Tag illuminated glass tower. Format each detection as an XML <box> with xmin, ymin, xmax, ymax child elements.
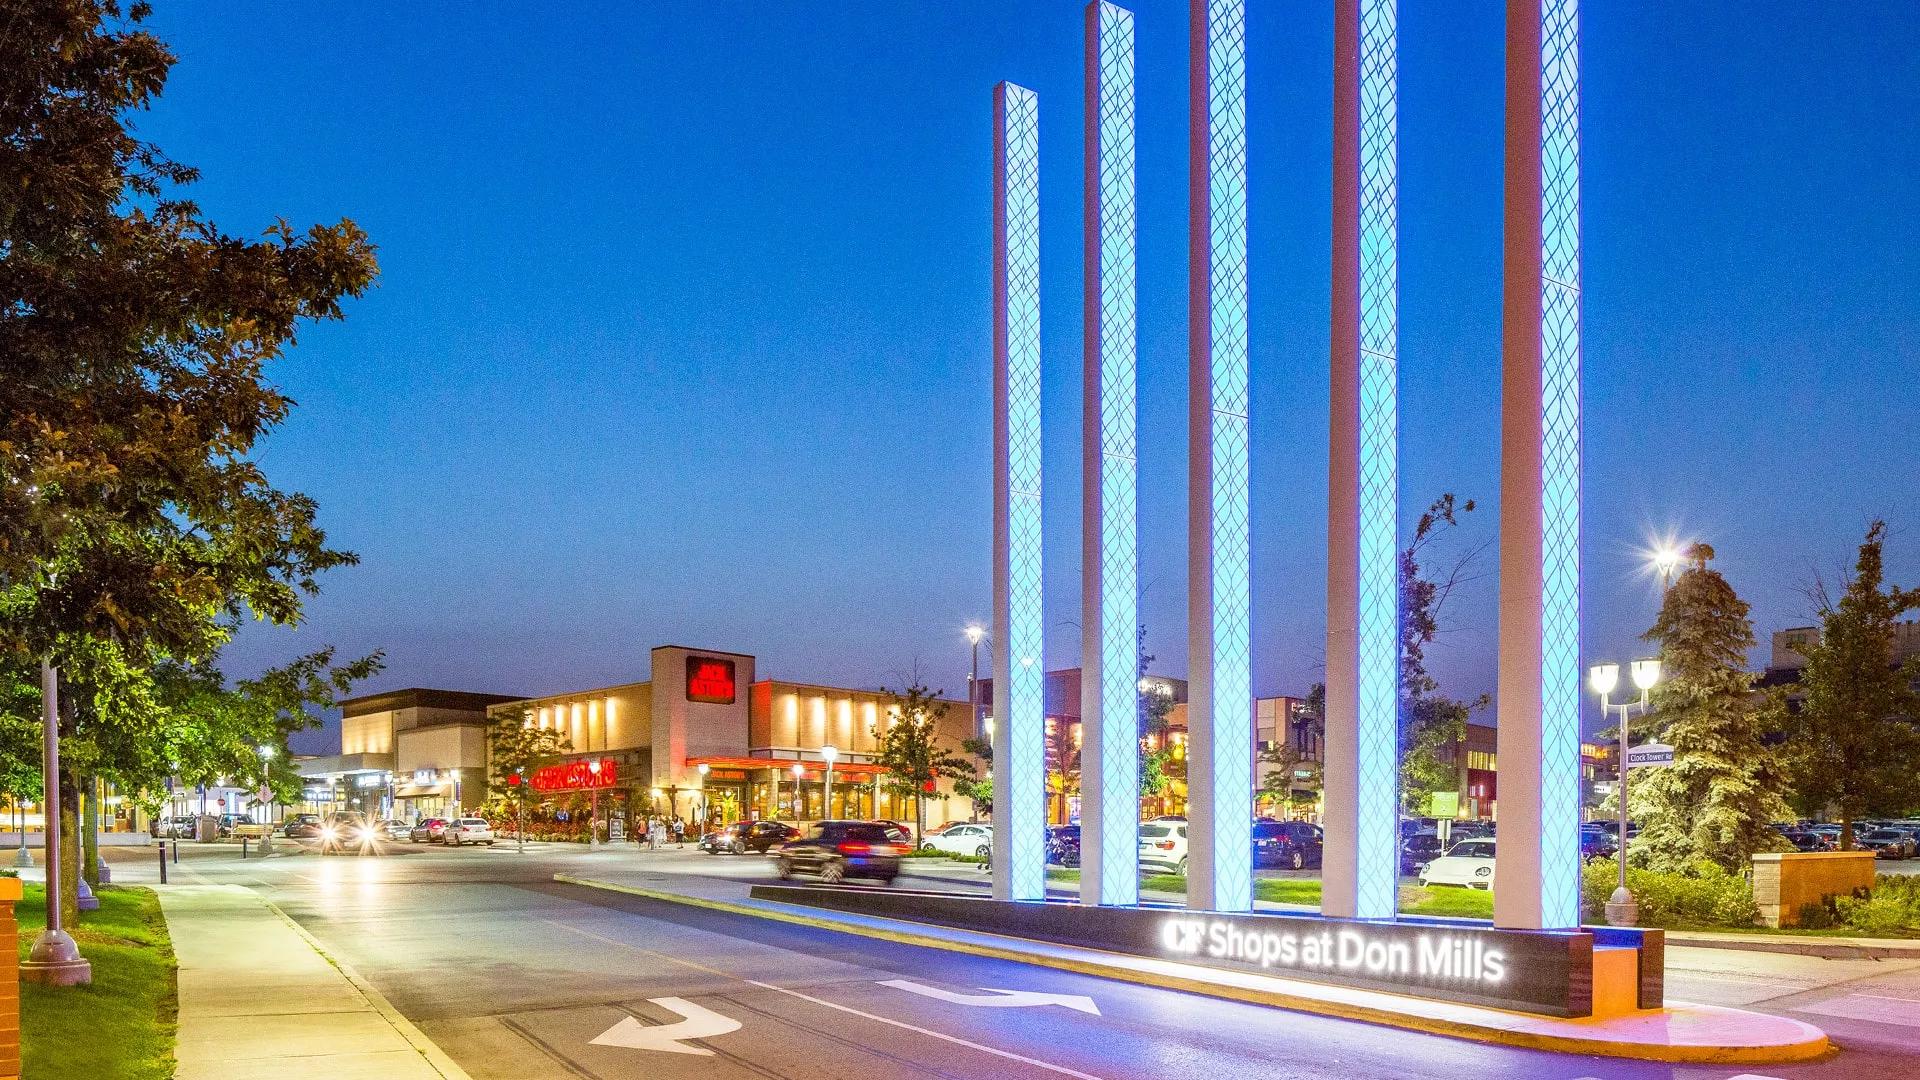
<box><xmin>1080</xmin><ymin>1</ymin><xmax>1140</xmax><ymax>909</ymax></box>
<box><xmin>1186</xmin><ymin>0</ymin><xmax>1252</xmax><ymax>914</ymax></box>
<box><xmin>1495</xmin><ymin>0</ymin><xmax>1582</xmax><ymax>931</ymax></box>
<box><xmin>1324</xmin><ymin>0</ymin><xmax>1400</xmax><ymax>922</ymax></box>
<box><xmin>991</xmin><ymin>81</ymin><xmax>1047</xmax><ymax>903</ymax></box>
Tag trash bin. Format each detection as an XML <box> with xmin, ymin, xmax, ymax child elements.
<box><xmin>195</xmin><ymin>815</ymin><xmax>220</xmax><ymax>842</ymax></box>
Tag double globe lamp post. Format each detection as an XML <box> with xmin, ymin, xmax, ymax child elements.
<box><xmin>1589</xmin><ymin>657</ymin><xmax>1662</xmax><ymax>926</ymax></box>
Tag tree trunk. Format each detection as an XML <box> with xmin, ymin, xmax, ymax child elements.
<box><xmin>82</xmin><ymin>776</ymin><xmax>100</xmax><ymax>886</ymax></box>
<box><xmin>58</xmin><ymin>764</ymin><xmax>80</xmax><ymax>928</ymax></box>
<box><xmin>1840</xmin><ymin>811</ymin><xmax>1853</xmax><ymax>852</ymax></box>
<box><xmin>914</xmin><ymin>793</ymin><xmax>925</xmax><ymax>844</ymax></box>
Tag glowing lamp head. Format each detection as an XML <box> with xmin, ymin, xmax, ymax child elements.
<box><xmin>821</xmin><ymin>745</ymin><xmax>838</xmax><ymax>765</ymax></box>
<box><xmin>1630</xmin><ymin>658</ymin><xmax>1662</xmax><ymax>692</ymax></box>
<box><xmin>696</xmin><ymin>763</ymin><xmax>710</xmax><ymax>777</ymax></box>
<box><xmin>587</xmin><ymin>759</ymin><xmax>602</xmax><ymax>776</ymax></box>
<box><xmin>965</xmin><ymin>625</ymin><xmax>985</xmax><ymax>645</ymax></box>
<box><xmin>1587</xmin><ymin>663</ymin><xmax>1620</xmax><ymax>696</ymax></box>
<box><xmin>791</xmin><ymin>763</ymin><xmax>803</xmax><ymax>778</ymax></box>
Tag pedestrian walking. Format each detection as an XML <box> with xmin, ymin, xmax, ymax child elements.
<box><xmin>672</xmin><ymin>817</ymin><xmax>685</xmax><ymax>847</ymax></box>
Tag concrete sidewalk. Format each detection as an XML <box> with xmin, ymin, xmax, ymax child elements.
<box><xmin>157</xmin><ymin>884</ymin><xmax>469</xmax><ymax>1080</ymax></box>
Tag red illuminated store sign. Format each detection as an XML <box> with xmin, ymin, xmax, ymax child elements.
<box><xmin>530</xmin><ymin>758</ymin><xmax>619</xmax><ymax>793</ymax></box>
<box><xmin>686</xmin><ymin>656</ymin><xmax>737</xmax><ymax>704</ymax></box>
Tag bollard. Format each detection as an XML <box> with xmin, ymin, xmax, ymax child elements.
<box><xmin>158</xmin><ymin>843</ymin><xmax>167</xmax><ymax>884</ymax></box>
<box><xmin>172</xmin><ymin>838</ymin><xmax>179</xmax><ymax>864</ymax></box>
<box><xmin>241</xmin><ymin>837</ymin><xmax>249</xmax><ymax>859</ymax></box>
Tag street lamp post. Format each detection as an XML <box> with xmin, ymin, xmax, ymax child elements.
<box><xmin>515</xmin><ymin>767</ymin><xmax>527</xmax><ymax>855</ymax></box>
<box><xmin>587</xmin><ymin>759</ymin><xmax>602</xmax><ymax>849</ymax></box>
<box><xmin>696</xmin><ymin>762</ymin><xmax>710</xmax><ymax>829</ymax></box>
<box><xmin>790</xmin><ymin>762</ymin><xmax>804</xmax><ymax>819</ymax></box>
<box><xmin>821</xmin><ymin>745</ymin><xmax>838</xmax><ymax>821</ymax></box>
<box><xmin>22</xmin><ymin>662</ymin><xmax>90</xmax><ymax>986</ymax></box>
<box><xmin>256</xmin><ymin>745</ymin><xmax>276</xmax><ymax>858</ymax></box>
<box><xmin>966</xmin><ymin>626</ymin><xmax>987</xmax><ymax>740</ymax></box>
<box><xmin>1589</xmin><ymin>658</ymin><xmax>1662</xmax><ymax>926</ymax></box>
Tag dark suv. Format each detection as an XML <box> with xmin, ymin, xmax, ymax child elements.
<box><xmin>1252</xmin><ymin>820</ymin><xmax>1322</xmax><ymax>870</ymax></box>
<box><xmin>775</xmin><ymin>821</ymin><xmax>903</xmax><ymax>884</ymax></box>
<box><xmin>701</xmin><ymin>820</ymin><xmax>799</xmax><ymax>855</ymax></box>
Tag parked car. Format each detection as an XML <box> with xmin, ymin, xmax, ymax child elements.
<box><xmin>410</xmin><ymin>818</ymin><xmax>449</xmax><ymax>844</ymax></box>
<box><xmin>1860</xmin><ymin>829</ymin><xmax>1917</xmax><ymax>860</ymax></box>
<box><xmin>216</xmin><ymin>813</ymin><xmax>250</xmax><ymax>837</ymax></box>
<box><xmin>318</xmin><ymin>812</ymin><xmax>375</xmax><ymax>854</ymax></box>
<box><xmin>1252</xmin><ymin>820</ymin><xmax>1322</xmax><ymax>871</ymax></box>
<box><xmin>444</xmin><ymin>817</ymin><xmax>495</xmax><ymax>846</ymax></box>
<box><xmin>280</xmin><ymin>813</ymin><xmax>322</xmax><ymax>839</ymax></box>
<box><xmin>775</xmin><ymin>820</ymin><xmax>903</xmax><ymax>884</ymax></box>
<box><xmin>920</xmin><ymin>822</ymin><xmax>993</xmax><ymax>858</ymax></box>
<box><xmin>1046</xmin><ymin>825</ymin><xmax>1081</xmax><ymax>867</ymax></box>
<box><xmin>700</xmin><ymin>820</ymin><xmax>800</xmax><ymax>855</ymax></box>
<box><xmin>1419</xmin><ymin>837</ymin><xmax>1497</xmax><ymax>889</ymax></box>
<box><xmin>1579</xmin><ymin>825</ymin><xmax>1617</xmax><ymax>862</ymax></box>
<box><xmin>1780</xmin><ymin>829</ymin><xmax>1834</xmax><ymax>853</ymax></box>
<box><xmin>379</xmin><ymin>819</ymin><xmax>413</xmax><ymax>841</ymax></box>
<box><xmin>1138</xmin><ymin>821</ymin><xmax>1189</xmax><ymax>874</ymax></box>
<box><xmin>1400</xmin><ymin>833</ymin><xmax>1444</xmax><ymax>875</ymax></box>
<box><xmin>230</xmin><ymin>819</ymin><xmax>272</xmax><ymax>840</ymax></box>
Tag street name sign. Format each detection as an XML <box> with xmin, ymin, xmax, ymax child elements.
<box><xmin>1626</xmin><ymin>742</ymin><xmax>1675</xmax><ymax>769</ymax></box>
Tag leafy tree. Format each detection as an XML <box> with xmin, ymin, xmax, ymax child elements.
<box><xmin>1785</xmin><ymin>522</ymin><xmax>1920</xmax><ymax>848</ymax></box>
<box><xmin>1399</xmin><ymin>496</ymin><xmax>1489</xmax><ymax>815</ymax></box>
<box><xmin>954</xmin><ymin>735</ymin><xmax>990</xmax><ymax>819</ymax></box>
<box><xmin>486</xmin><ymin>704</ymin><xmax>572</xmax><ymax>800</ymax></box>
<box><xmin>1045</xmin><ymin>715</ymin><xmax>1080</xmax><ymax>824</ymax></box>
<box><xmin>873</xmin><ymin>684</ymin><xmax>971</xmax><ymax>841</ymax></box>
<box><xmin>0</xmin><ymin>0</ymin><xmax>377</xmax><ymax>921</ymax></box>
<box><xmin>1632</xmin><ymin>544</ymin><xmax>1794</xmax><ymax>872</ymax></box>
<box><xmin>1137</xmin><ymin>626</ymin><xmax>1179</xmax><ymax>810</ymax></box>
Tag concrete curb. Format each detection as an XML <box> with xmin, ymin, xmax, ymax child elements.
<box><xmin>553</xmin><ymin>873</ymin><xmax>1832</xmax><ymax>1066</ymax></box>
<box><xmin>261</xmin><ymin>899</ymin><xmax>475</xmax><ymax>1080</ymax></box>
<box><xmin>1666</xmin><ymin>933</ymin><xmax>1920</xmax><ymax>960</ymax></box>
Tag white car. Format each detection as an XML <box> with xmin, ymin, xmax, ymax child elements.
<box><xmin>443</xmin><ymin>818</ymin><xmax>495</xmax><ymax>847</ymax></box>
<box><xmin>1138</xmin><ymin>822</ymin><xmax>1189</xmax><ymax>874</ymax></box>
<box><xmin>1419</xmin><ymin>837</ymin><xmax>1496</xmax><ymax>889</ymax></box>
<box><xmin>920</xmin><ymin>822</ymin><xmax>993</xmax><ymax>858</ymax></box>
<box><xmin>379</xmin><ymin>819</ymin><xmax>412</xmax><ymax>841</ymax></box>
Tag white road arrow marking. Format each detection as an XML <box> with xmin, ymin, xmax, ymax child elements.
<box><xmin>880</xmin><ymin>979</ymin><xmax>1101</xmax><ymax>1015</ymax></box>
<box><xmin>590</xmin><ymin>997</ymin><xmax>741</xmax><ymax>1056</ymax></box>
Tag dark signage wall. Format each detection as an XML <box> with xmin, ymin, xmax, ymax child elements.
<box><xmin>686</xmin><ymin>656</ymin><xmax>737</xmax><ymax>704</ymax></box>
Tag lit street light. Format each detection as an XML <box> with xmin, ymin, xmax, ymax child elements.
<box><xmin>1591</xmin><ymin>657</ymin><xmax>1662</xmax><ymax>926</ymax></box>
<box><xmin>1651</xmin><ymin>545</ymin><xmax>1684</xmax><ymax>591</ymax></box>
<box><xmin>587</xmin><ymin>759</ymin><xmax>602</xmax><ymax>849</ymax></box>
<box><xmin>965</xmin><ymin>625</ymin><xmax>988</xmax><ymax>740</ymax></box>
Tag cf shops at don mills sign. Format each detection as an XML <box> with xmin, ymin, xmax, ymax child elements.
<box><xmin>1160</xmin><ymin>915</ymin><xmax>1507</xmax><ymax>985</ymax></box>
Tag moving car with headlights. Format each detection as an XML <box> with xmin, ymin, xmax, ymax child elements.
<box><xmin>1418</xmin><ymin>837</ymin><xmax>1496</xmax><ymax>889</ymax></box>
<box><xmin>775</xmin><ymin>820</ymin><xmax>903</xmax><ymax>884</ymax></box>
<box><xmin>920</xmin><ymin>821</ymin><xmax>993</xmax><ymax>858</ymax></box>
<box><xmin>444</xmin><ymin>817</ymin><xmax>495</xmax><ymax>846</ymax></box>
<box><xmin>409</xmin><ymin>818</ymin><xmax>449</xmax><ymax>844</ymax></box>
<box><xmin>1138</xmin><ymin>822</ymin><xmax>1189</xmax><ymax>874</ymax></box>
<box><xmin>700</xmin><ymin>820</ymin><xmax>800</xmax><ymax>855</ymax></box>
<box><xmin>318</xmin><ymin>812</ymin><xmax>376</xmax><ymax>854</ymax></box>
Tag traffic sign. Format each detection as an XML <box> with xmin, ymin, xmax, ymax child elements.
<box><xmin>1626</xmin><ymin>742</ymin><xmax>1675</xmax><ymax>769</ymax></box>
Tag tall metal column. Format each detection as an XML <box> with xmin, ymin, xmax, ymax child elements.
<box><xmin>1079</xmin><ymin>0</ymin><xmax>1140</xmax><ymax>910</ymax></box>
<box><xmin>1186</xmin><ymin>0</ymin><xmax>1252</xmax><ymax>914</ymax></box>
<box><xmin>1323</xmin><ymin>0</ymin><xmax>1400</xmax><ymax>921</ymax></box>
<box><xmin>1494</xmin><ymin>0</ymin><xmax>1582</xmax><ymax>931</ymax></box>
<box><xmin>991</xmin><ymin>81</ymin><xmax>1047</xmax><ymax>902</ymax></box>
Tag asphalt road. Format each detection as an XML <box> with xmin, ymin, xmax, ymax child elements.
<box><xmin>142</xmin><ymin>842</ymin><xmax>1920</xmax><ymax>1080</ymax></box>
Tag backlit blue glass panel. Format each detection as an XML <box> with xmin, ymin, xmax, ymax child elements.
<box><xmin>999</xmin><ymin>83</ymin><xmax>1047</xmax><ymax>902</ymax></box>
<box><xmin>1537</xmin><ymin>0</ymin><xmax>1582</xmax><ymax>930</ymax></box>
<box><xmin>1092</xmin><ymin>1</ymin><xmax>1141</xmax><ymax>908</ymax></box>
<box><xmin>1201</xmin><ymin>0</ymin><xmax>1252</xmax><ymax>914</ymax></box>
<box><xmin>1354</xmin><ymin>0</ymin><xmax>1400</xmax><ymax>921</ymax></box>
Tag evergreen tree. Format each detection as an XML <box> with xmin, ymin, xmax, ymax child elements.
<box><xmin>1784</xmin><ymin>522</ymin><xmax>1920</xmax><ymax>848</ymax></box>
<box><xmin>486</xmin><ymin>704</ymin><xmax>572</xmax><ymax>803</ymax></box>
<box><xmin>1632</xmin><ymin>544</ymin><xmax>1793</xmax><ymax>872</ymax></box>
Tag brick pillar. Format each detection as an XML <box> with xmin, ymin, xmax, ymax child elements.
<box><xmin>0</xmin><ymin>875</ymin><xmax>22</xmax><ymax>1080</ymax></box>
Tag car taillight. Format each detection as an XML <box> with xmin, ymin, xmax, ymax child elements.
<box><xmin>838</xmin><ymin>842</ymin><xmax>870</xmax><ymax>855</ymax></box>
<box><xmin>1156</xmin><ymin>840</ymin><xmax>1175</xmax><ymax>850</ymax></box>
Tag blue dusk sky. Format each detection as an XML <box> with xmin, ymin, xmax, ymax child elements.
<box><xmin>135</xmin><ymin>3</ymin><xmax>1917</xmax><ymax>753</ymax></box>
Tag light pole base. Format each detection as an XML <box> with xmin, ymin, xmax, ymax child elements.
<box><xmin>21</xmin><ymin>929</ymin><xmax>92</xmax><ymax>986</ymax></box>
<box><xmin>13</xmin><ymin>845</ymin><xmax>32</xmax><ymax>867</ymax></box>
<box><xmin>1604</xmin><ymin>886</ymin><xmax>1639</xmax><ymax>927</ymax></box>
<box><xmin>76</xmin><ymin>877</ymin><xmax>99</xmax><ymax>912</ymax></box>
<box><xmin>96</xmin><ymin>860</ymin><xmax>111</xmax><ymax>884</ymax></box>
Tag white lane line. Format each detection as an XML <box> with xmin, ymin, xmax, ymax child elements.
<box><xmin>1794</xmin><ymin>992</ymin><xmax>1920</xmax><ymax>1028</ymax></box>
<box><xmin>542</xmin><ymin>918</ymin><xmax>1107</xmax><ymax>1080</ymax></box>
<box><xmin>880</xmin><ymin>979</ymin><xmax>1101</xmax><ymax>1015</ymax></box>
